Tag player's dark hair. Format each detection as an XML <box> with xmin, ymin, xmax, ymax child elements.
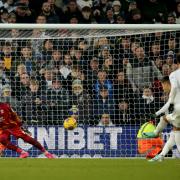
<box><xmin>161</xmin><ymin>76</ymin><xmax>170</xmax><ymax>83</ymax></box>
<box><xmin>177</xmin><ymin>53</ymin><xmax>180</xmax><ymax>64</ymax></box>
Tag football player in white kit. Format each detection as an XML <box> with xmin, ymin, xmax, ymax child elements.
<box><xmin>143</xmin><ymin>53</ymin><xmax>180</xmax><ymax>161</ymax></box>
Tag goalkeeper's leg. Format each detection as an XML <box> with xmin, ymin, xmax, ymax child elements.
<box><xmin>0</xmin><ymin>133</ymin><xmax>29</xmax><ymax>158</ymax></box>
<box><xmin>10</xmin><ymin>127</ymin><xmax>55</xmax><ymax>158</ymax></box>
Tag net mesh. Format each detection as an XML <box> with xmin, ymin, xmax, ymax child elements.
<box><xmin>0</xmin><ymin>28</ymin><xmax>180</xmax><ymax>158</ymax></box>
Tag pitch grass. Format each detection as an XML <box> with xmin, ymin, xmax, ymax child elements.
<box><xmin>0</xmin><ymin>159</ymin><xmax>179</xmax><ymax>180</ymax></box>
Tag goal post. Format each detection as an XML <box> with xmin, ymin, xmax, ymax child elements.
<box><xmin>0</xmin><ymin>24</ymin><xmax>179</xmax><ymax>158</ymax></box>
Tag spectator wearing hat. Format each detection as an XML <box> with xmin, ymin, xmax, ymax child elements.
<box><xmin>46</xmin><ymin>77</ymin><xmax>69</xmax><ymax>125</ymax></box>
<box><xmin>77</xmin><ymin>0</ymin><xmax>93</xmax><ymax>10</ymax></box>
<box><xmin>112</xmin><ymin>0</ymin><xmax>124</xmax><ymax>20</ymax></box>
<box><xmin>0</xmin><ymin>84</ymin><xmax>20</xmax><ymax>112</ymax></box>
<box><xmin>98</xmin><ymin>113</ymin><xmax>114</xmax><ymax>126</ymax></box>
<box><xmin>70</xmin><ymin>79</ymin><xmax>92</xmax><ymax>125</ymax></box>
<box><xmin>93</xmin><ymin>86</ymin><xmax>115</xmax><ymax>121</ymax></box>
<box><xmin>40</xmin><ymin>1</ymin><xmax>60</xmax><ymax>23</ymax></box>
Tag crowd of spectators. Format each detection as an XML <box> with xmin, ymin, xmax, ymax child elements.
<box><xmin>0</xmin><ymin>28</ymin><xmax>179</xmax><ymax>126</ymax></box>
<box><xmin>0</xmin><ymin>0</ymin><xmax>179</xmax><ymax>126</ymax></box>
<box><xmin>0</xmin><ymin>0</ymin><xmax>180</xmax><ymax>24</ymax></box>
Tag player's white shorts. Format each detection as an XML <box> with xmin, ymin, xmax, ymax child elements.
<box><xmin>166</xmin><ymin>113</ymin><xmax>180</xmax><ymax>128</ymax></box>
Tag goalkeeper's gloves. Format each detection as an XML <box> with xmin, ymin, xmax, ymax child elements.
<box><xmin>148</xmin><ymin>113</ymin><xmax>165</xmax><ymax>120</ymax></box>
<box><xmin>168</xmin><ymin>104</ymin><xmax>174</xmax><ymax>113</ymax></box>
<box><xmin>148</xmin><ymin>114</ymin><xmax>157</xmax><ymax>120</ymax></box>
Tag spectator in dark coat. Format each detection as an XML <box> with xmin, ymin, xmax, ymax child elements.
<box><xmin>40</xmin><ymin>2</ymin><xmax>60</xmax><ymax>23</ymax></box>
<box><xmin>12</xmin><ymin>72</ymin><xmax>30</xmax><ymax>101</ymax></box>
<box><xmin>15</xmin><ymin>2</ymin><xmax>36</xmax><ymax>23</ymax></box>
<box><xmin>114</xmin><ymin>70</ymin><xmax>134</xmax><ymax>104</ymax></box>
<box><xmin>93</xmin><ymin>86</ymin><xmax>115</xmax><ymax>120</ymax></box>
<box><xmin>46</xmin><ymin>77</ymin><xmax>69</xmax><ymax>125</ymax></box>
<box><xmin>70</xmin><ymin>79</ymin><xmax>92</xmax><ymax>125</ymax></box>
<box><xmin>21</xmin><ymin>79</ymin><xmax>47</xmax><ymax>125</ymax></box>
<box><xmin>115</xmin><ymin>99</ymin><xmax>136</xmax><ymax>125</ymax></box>
<box><xmin>64</xmin><ymin>0</ymin><xmax>83</xmax><ymax>23</ymax></box>
<box><xmin>134</xmin><ymin>87</ymin><xmax>157</xmax><ymax>119</ymax></box>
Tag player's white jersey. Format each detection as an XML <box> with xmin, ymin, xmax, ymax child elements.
<box><xmin>169</xmin><ymin>69</ymin><xmax>180</xmax><ymax>106</ymax></box>
<box><xmin>156</xmin><ymin>69</ymin><xmax>180</xmax><ymax>116</ymax></box>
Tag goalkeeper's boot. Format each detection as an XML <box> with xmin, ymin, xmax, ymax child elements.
<box><xmin>44</xmin><ymin>151</ymin><xmax>55</xmax><ymax>159</ymax></box>
<box><xmin>148</xmin><ymin>154</ymin><xmax>164</xmax><ymax>162</ymax></box>
<box><xmin>19</xmin><ymin>151</ymin><xmax>29</xmax><ymax>158</ymax></box>
<box><xmin>142</xmin><ymin>132</ymin><xmax>158</xmax><ymax>138</ymax></box>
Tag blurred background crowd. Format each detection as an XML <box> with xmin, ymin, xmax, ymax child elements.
<box><xmin>0</xmin><ymin>28</ymin><xmax>179</xmax><ymax>126</ymax></box>
<box><xmin>0</xmin><ymin>0</ymin><xmax>179</xmax><ymax>127</ymax></box>
<box><xmin>0</xmin><ymin>0</ymin><xmax>180</xmax><ymax>24</ymax></box>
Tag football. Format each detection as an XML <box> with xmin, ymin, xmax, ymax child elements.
<box><xmin>63</xmin><ymin>117</ymin><xmax>77</xmax><ymax>130</ymax></box>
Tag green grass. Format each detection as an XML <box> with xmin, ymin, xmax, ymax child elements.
<box><xmin>0</xmin><ymin>159</ymin><xmax>179</xmax><ymax>180</ymax></box>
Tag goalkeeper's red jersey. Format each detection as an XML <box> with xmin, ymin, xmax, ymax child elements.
<box><xmin>0</xmin><ymin>103</ymin><xmax>22</xmax><ymax>130</ymax></box>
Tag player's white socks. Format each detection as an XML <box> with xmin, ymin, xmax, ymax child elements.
<box><xmin>160</xmin><ymin>131</ymin><xmax>175</xmax><ymax>156</ymax></box>
<box><xmin>174</xmin><ymin>131</ymin><xmax>180</xmax><ymax>153</ymax></box>
<box><xmin>154</xmin><ymin>117</ymin><xmax>168</xmax><ymax>135</ymax></box>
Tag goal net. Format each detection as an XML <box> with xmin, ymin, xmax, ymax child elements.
<box><xmin>0</xmin><ymin>24</ymin><xmax>180</xmax><ymax>158</ymax></box>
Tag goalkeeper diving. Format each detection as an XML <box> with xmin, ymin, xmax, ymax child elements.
<box><xmin>0</xmin><ymin>102</ymin><xmax>55</xmax><ymax>158</ymax></box>
<box><xmin>143</xmin><ymin>53</ymin><xmax>180</xmax><ymax>161</ymax></box>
